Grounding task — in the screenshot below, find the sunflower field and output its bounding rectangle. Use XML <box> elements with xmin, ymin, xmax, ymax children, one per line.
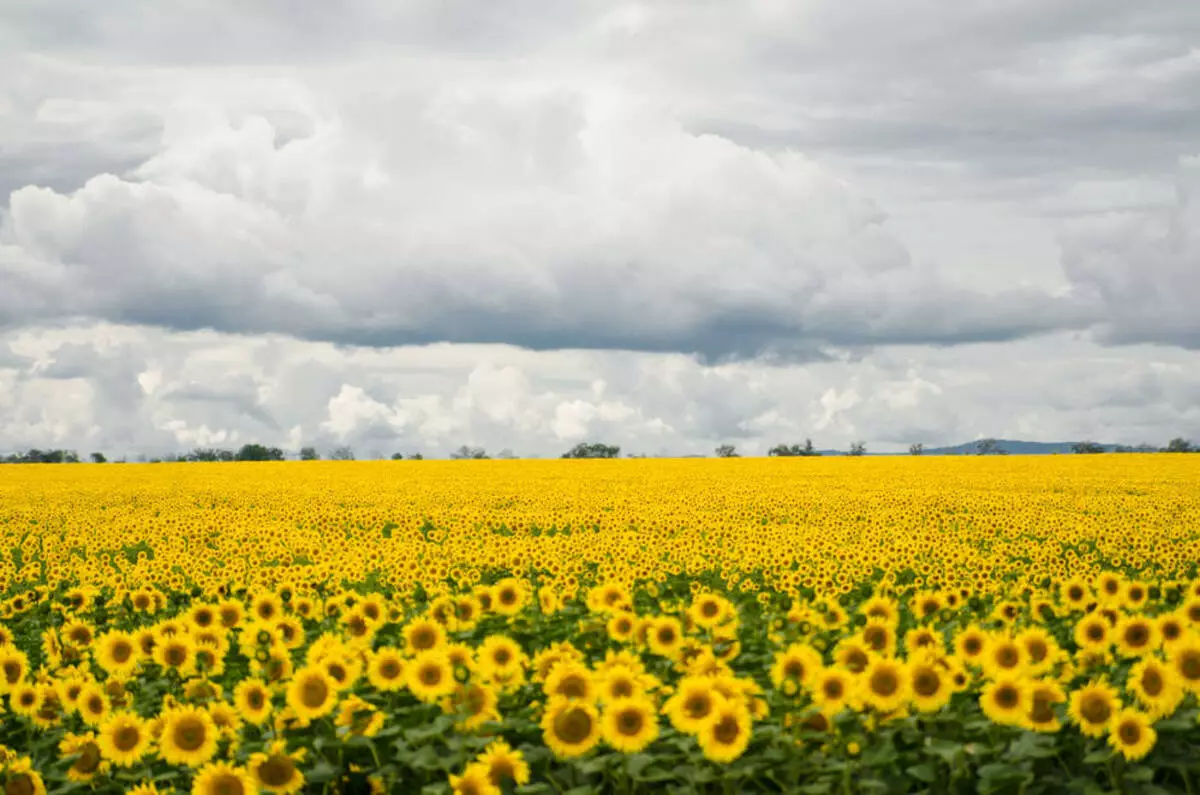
<box><xmin>2</xmin><ymin>455</ymin><xmax>1200</xmax><ymax>794</ymax></box>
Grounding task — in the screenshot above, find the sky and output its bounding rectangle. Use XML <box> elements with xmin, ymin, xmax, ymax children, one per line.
<box><xmin>1</xmin><ymin>1</ymin><xmax>1198</xmax><ymax>458</ymax></box>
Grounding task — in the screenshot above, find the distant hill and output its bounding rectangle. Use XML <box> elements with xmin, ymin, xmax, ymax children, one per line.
<box><xmin>893</xmin><ymin>440</ymin><xmax>1156</xmax><ymax>456</ymax></box>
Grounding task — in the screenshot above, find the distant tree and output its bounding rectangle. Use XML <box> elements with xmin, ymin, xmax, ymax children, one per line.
<box><xmin>89</xmin><ymin>452</ymin><xmax>107</xmax><ymax>463</ymax></box>
<box><xmin>236</xmin><ymin>443</ymin><xmax>285</xmax><ymax>462</ymax></box>
<box><xmin>299</xmin><ymin>446</ymin><xmax>319</xmax><ymax>461</ymax></box>
<box><xmin>714</xmin><ymin>444</ymin><xmax>739</xmax><ymax>458</ymax></box>
<box><xmin>1164</xmin><ymin>438</ymin><xmax>1196</xmax><ymax>453</ymax></box>
<box><xmin>1071</xmin><ymin>441</ymin><xmax>1105</xmax><ymax>454</ymax></box>
<box><xmin>390</xmin><ymin>452</ymin><xmax>405</xmax><ymax>460</ymax></box>
<box><xmin>562</xmin><ymin>442</ymin><xmax>621</xmax><ymax>459</ymax></box>
<box><xmin>908</xmin><ymin>443</ymin><xmax>924</xmax><ymax>456</ymax></box>
<box><xmin>848</xmin><ymin>442</ymin><xmax>867</xmax><ymax>457</ymax></box>
<box><xmin>407</xmin><ymin>453</ymin><xmax>424</xmax><ymax>460</ymax></box>
<box><xmin>975</xmin><ymin>438</ymin><xmax>1006</xmax><ymax>456</ymax></box>
<box><xmin>451</xmin><ymin>445</ymin><xmax>490</xmax><ymax>460</ymax></box>
<box><xmin>496</xmin><ymin>448</ymin><xmax>518</xmax><ymax>459</ymax></box>
<box><xmin>769</xmin><ymin>440</ymin><xmax>820</xmax><ymax>457</ymax></box>
<box><xmin>329</xmin><ymin>446</ymin><xmax>356</xmax><ymax>461</ymax></box>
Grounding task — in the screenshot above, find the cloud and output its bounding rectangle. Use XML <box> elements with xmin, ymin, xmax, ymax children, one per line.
<box><xmin>1061</xmin><ymin>156</ymin><xmax>1200</xmax><ymax>348</ymax></box>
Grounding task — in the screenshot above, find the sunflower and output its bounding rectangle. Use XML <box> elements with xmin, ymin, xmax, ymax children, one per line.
<box><xmin>1096</xmin><ymin>573</ymin><xmax>1124</xmax><ymax>605</ymax></box>
<box><xmin>859</xmin><ymin>619</ymin><xmax>897</xmax><ymax>657</ymax></box>
<box><xmin>476</xmin><ymin>740</ymin><xmax>530</xmax><ymax>788</ymax></box>
<box><xmin>94</xmin><ymin>631</ymin><xmax>140</xmax><ymax>676</ymax></box>
<box><xmin>367</xmin><ymin>648</ymin><xmax>407</xmax><ymax>692</ymax></box>
<box><xmin>1068</xmin><ymin>680</ymin><xmax>1120</xmax><ymax>737</ymax></box>
<box><xmin>476</xmin><ymin>635</ymin><xmax>525</xmax><ymax>681</ymax></box>
<box><xmin>407</xmin><ymin>649</ymin><xmax>456</xmax><ymax>703</ymax></box>
<box><xmin>606</xmin><ymin>612</ymin><xmax>638</xmax><ymax>643</ymax></box>
<box><xmin>192</xmin><ymin>761</ymin><xmax>255</xmax><ymax>795</ymax></box>
<box><xmin>76</xmin><ymin>683</ymin><xmax>111</xmax><ymax>726</ymax></box>
<box><xmin>769</xmin><ymin>643</ymin><xmax>822</xmax><ymax>695</ymax></box>
<box><xmin>909</xmin><ymin>660</ymin><xmax>952</xmax><ymax>713</ymax></box>
<box><xmin>1157</xmin><ymin>612</ymin><xmax>1186</xmax><ymax>650</ymax></box>
<box><xmin>153</xmin><ymin>635</ymin><xmax>196</xmax><ymax>677</ymax></box>
<box><xmin>697</xmin><ymin>700</ymin><xmax>752</xmax><ymax>763</ymax></box>
<box><xmin>10</xmin><ymin>682</ymin><xmax>43</xmax><ymax>718</ymax></box>
<box><xmin>251</xmin><ymin>592</ymin><xmax>283</xmax><ymax>623</ymax></box>
<box><xmin>903</xmin><ymin>627</ymin><xmax>944</xmax><ymax>658</ymax></box>
<box><xmin>1114</xmin><ymin>616</ymin><xmax>1159</xmax><ymax>658</ymax></box>
<box><xmin>1127</xmin><ymin>657</ymin><xmax>1183</xmax><ymax>718</ymax></box>
<box><xmin>0</xmin><ymin>645</ymin><xmax>29</xmax><ymax>693</ymax></box>
<box><xmin>1015</xmin><ymin>627</ymin><xmax>1058</xmax><ymax>675</ymax></box>
<box><xmin>979</xmin><ymin>677</ymin><xmax>1030</xmax><ymax>727</ymax></box>
<box><xmin>544</xmin><ymin>662</ymin><xmax>596</xmax><ymax>702</ymax></box>
<box><xmin>449</xmin><ymin>764</ymin><xmax>500</xmax><ymax>795</ymax></box>
<box><xmin>1121</xmin><ymin>581</ymin><xmax>1150</xmax><ymax>612</ymax></box>
<box><xmin>491</xmin><ymin>578</ymin><xmax>528</xmax><ymax>616</ymax></box>
<box><xmin>809</xmin><ymin>667</ymin><xmax>856</xmax><ymax>714</ymax></box>
<box><xmin>1026</xmin><ymin>680</ymin><xmax>1066</xmax><ymax>733</ymax></box>
<box><xmin>1108</xmin><ymin>708</ymin><xmax>1157</xmax><ymax>762</ymax></box>
<box><xmin>859</xmin><ymin>657</ymin><xmax>909</xmax><ymax>713</ymax></box>
<box><xmin>1167</xmin><ymin>635</ymin><xmax>1200</xmax><ymax>694</ymax></box>
<box><xmin>1073</xmin><ymin>614</ymin><xmax>1111</xmax><ymax>652</ymax></box>
<box><xmin>444</xmin><ymin>682</ymin><xmax>500</xmax><ymax>731</ymax></box>
<box><xmin>542</xmin><ymin>697</ymin><xmax>601</xmax><ymax>758</ymax></box>
<box><xmin>981</xmin><ymin>634</ymin><xmax>1027</xmax><ymax>679</ymax></box>
<box><xmin>600</xmin><ymin>696</ymin><xmax>659</xmax><ymax>752</ymax></box>
<box><xmin>233</xmin><ymin>679</ymin><xmax>273</xmax><ymax>725</ymax></box>
<box><xmin>0</xmin><ymin>758</ymin><xmax>46</xmax><ymax>795</ymax></box>
<box><xmin>335</xmin><ymin>695</ymin><xmax>384</xmax><ymax>737</ymax></box>
<box><xmin>690</xmin><ymin>593</ymin><xmax>733</xmax><ymax>629</ymax></box>
<box><xmin>59</xmin><ymin>733</ymin><xmax>107</xmax><ymax>782</ymax></box>
<box><xmin>597</xmin><ymin>664</ymin><xmax>644</xmax><ymax>703</ymax></box>
<box><xmin>158</xmin><ymin>706</ymin><xmax>218</xmax><ymax>767</ymax></box>
<box><xmin>860</xmin><ymin>595</ymin><xmax>900</xmax><ymax>626</ymax></box>
<box><xmin>953</xmin><ymin>625</ymin><xmax>989</xmax><ymax>665</ymax></box>
<box><xmin>666</xmin><ymin>676</ymin><xmax>727</xmax><ymax>734</ymax></box>
<box><xmin>96</xmin><ymin>711</ymin><xmax>151</xmax><ymax>766</ymax></box>
<box><xmin>403</xmin><ymin>619</ymin><xmax>446</xmax><ymax>654</ymax></box>
<box><xmin>1059</xmin><ymin>578</ymin><xmax>1092</xmax><ymax>611</ymax></box>
<box><xmin>285</xmin><ymin>666</ymin><xmax>339</xmax><ymax>721</ymax></box>
<box><xmin>833</xmin><ymin>638</ymin><xmax>872</xmax><ymax>674</ymax></box>
<box><xmin>647</xmin><ymin>617</ymin><xmax>685</xmax><ymax>658</ymax></box>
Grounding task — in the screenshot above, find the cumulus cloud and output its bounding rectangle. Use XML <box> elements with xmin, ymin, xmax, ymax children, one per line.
<box><xmin>1061</xmin><ymin>156</ymin><xmax>1200</xmax><ymax>348</ymax></box>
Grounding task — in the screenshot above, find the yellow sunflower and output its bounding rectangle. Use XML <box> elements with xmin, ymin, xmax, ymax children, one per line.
<box><xmin>665</xmin><ymin>676</ymin><xmax>727</xmax><ymax>734</ymax></box>
<box><xmin>476</xmin><ymin>740</ymin><xmax>530</xmax><ymax>788</ymax></box>
<box><xmin>859</xmin><ymin>657</ymin><xmax>909</xmax><ymax>713</ymax></box>
<box><xmin>1026</xmin><ymin>680</ymin><xmax>1066</xmax><ymax>733</ymax></box>
<box><xmin>285</xmin><ymin>666</ymin><xmax>339</xmax><ymax>721</ymax></box>
<box><xmin>96</xmin><ymin>711</ymin><xmax>151</xmax><ymax>766</ymax></box>
<box><xmin>158</xmin><ymin>706</ymin><xmax>219</xmax><ymax>767</ymax></box>
<box><xmin>909</xmin><ymin>660</ymin><xmax>952</xmax><ymax>713</ymax></box>
<box><xmin>1068</xmin><ymin>680</ymin><xmax>1120</xmax><ymax>737</ymax></box>
<box><xmin>1108</xmin><ymin>708</ymin><xmax>1157</xmax><ymax>762</ymax></box>
<box><xmin>979</xmin><ymin>677</ymin><xmax>1030</xmax><ymax>727</ymax></box>
<box><xmin>192</xmin><ymin>761</ymin><xmax>256</xmax><ymax>795</ymax></box>
<box><xmin>233</xmin><ymin>679</ymin><xmax>273</xmax><ymax>725</ymax></box>
<box><xmin>697</xmin><ymin>700</ymin><xmax>753</xmax><ymax>763</ymax></box>
<box><xmin>406</xmin><ymin>649</ymin><xmax>456</xmax><ymax>704</ymax></box>
<box><xmin>542</xmin><ymin>697</ymin><xmax>601</xmax><ymax>758</ymax></box>
<box><xmin>601</xmin><ymin>696</ymin><xmax>659</xmax><ymax>752</ymax></box>
<box><xmin>1127</xmin><ymin>657</ymin><xmax>1183</xmax><ymax>718</ymax></box>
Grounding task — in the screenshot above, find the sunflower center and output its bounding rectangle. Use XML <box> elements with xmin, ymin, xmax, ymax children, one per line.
<box><xmin>1086</xmin><ymin>625</ymin><xmax>1105</xmax><ymax>642</ymax></box>
<box><xmin>257</xmin><ymin>755</ymin><xmax>295</xmax><ymax>786</ymax></box>
<box><xmin>869</xmin><ymin>669</ymin><xmax>899</xmax><ymax>697</ymax></box>
<box><xmin>1142</xmin><ymin>668</ymin><xmax>1164</xmax><ymax>696</ymax></box>
<box><xmin>1180</xmin><ymin>652</ymin><xmax>1200</xmax><ymax>681</ymax></box>
<box><xmin>1030</xmin><ymin>694</ymin><xmax>1055</xmax><ymax>724</ymax></box>
<box><xmin>995</xmin><ymin>646</ymin><xmax>1019</xmax><ymax>667</ymax></box>
<box><xmin>701</xmin><ymin>601</ymin><xmax>720</xmax><ymax>617</ymax></box>
<box><xmin>114</xmin><ymin>725</ymin><xmax>142</xmax><ymax>751</ymax></box>
<box><xmin>413</xmin><ymin>629</ymin><xmax>436</xmax><ymax>650</ymax></box>
<box><xmin>684</xmin><ymin>694</ymin><xmax>712</xmax><ymax>719</ymax></box>
<box><xmin>823</xmin><ymin>679</ymin><xmax>844</xmax><ymax>699</ymax></box>
<box><xmin>864</xmin><ymin>627</ymin><xmax>886</xmax><ymax>650</ymax></box>
<box><xmin>493</xmin><ymin>649</ymin><xmax>512</xmax><ymax>666</ymax></box>
<box><xmin>913</xmin><ymin>670</ymin><xmax>940</xmax><ymax>697</ymax></box>
<box><xmin>610</xmin><ymin>679</ymin><xmax>634</xmax><ymax>699</ymax></box>
<box><xmin>1125</xmin><ymin>625</ymin><xmax>1149</xmax><ymax>647</ymax></box>
<box><xmin>73</xmin><ymin>743</ymin><xmax>102</xmax><ymax>773</ymax></box>
<box><xmin>712</xmin><ymin>714</ymin><xmax>740</xmax><ymax>744</ymax></box>
<box><xmin>994</xmin><ymin>685</ymin><xmax>1019</xmax><ymax>709</ymax></box>
<box><xmin>301</xmin><ymin>677</ymin><xmax>330</xmax><ymax>708</ymax></box>
<box><xmin>616</xmin><ymin>708</ymin><xmax>644</xmax><ymax>736</ymax></box>
<box><xmin>246</xmin><ymin>689</ymin><xmax>265</xmax><ymax>709</ymax></box>
<box><xmin>553</xmin><ymin>707</ymin><xmax>594</xmax><ymax>744</ymax></box>
<box><xmin>657</xmin><ymin>627</ymin><xmax>677</xmax><ymax>645</ymax></box>
<box><xmin>1068</xmin><ymin>587</ymin><xmax>1084</xmax><ymax>601</ymax></box>
<box><xmin>2</xmin><ymin>661</ymin><xmax>21</xmax><ymax>684</ymax></box>
<box><xmin>845</xmin><ymin>650</ymin><xmax>869</xmax><ymax>672</ymax></box>
<box><xmin>1027</xmin><ymin>640</ymin><xmax>1047</xmax><ymax>662</ymax></box>
<box><xmin>5</xmin><ymin>774</ymin><xmax>36</xmax><ymax>795</ymax></box>
<box><xmin>209</xmin><ymin>773</ymin><xmax>246</xmax><ymax>795</ymax></box>
<box><xmin>1162</xmin><ymin>622</ymin><xmax>1181</xmax><ymax>641</ymax></box>
<box><xmin>165</xmin><ymin>646</ymin><xmax>187</xmax><ymax>667</ymax></box>
<box><xmin>963</xmin><ymin>637</ymin><xmax>982</xmax><ymax>656</ymax></box>
<box><xmin>174</xmin><ymin>717</ymin><xmax>207</xmax><ymax>751</ymax></box>
<box><xmin>379</xmin><ymin>659</ymin><xmax>402</xmax><ymax>679</ymax></box>
<box><xmin>559</xmin><ymin>675</ymin><xmax>588</xmax><ymax>699</ymax></box>
<box><xmin>419</xmin><ymin>664</ymin><xmax>443</xmax><ymax>686</ymax></box>
<box><xmin>783</xmin><ymin>660</ymin><xmax>806</xmax><ymax>680</ymax></box>
<box><xmin>1080</xmin><ymin>694</ymin><xmax>1111</xmax><ymax>724</ymax></box>
<box><xmin>111</xmin><ymin>641</ymin><xmax>133</xmax><ymax>663</ymax></box>
<box><xmin>1118</xmin><ymin>721</ymin><xmax>1141</xmax><ymax>745</ymax></box>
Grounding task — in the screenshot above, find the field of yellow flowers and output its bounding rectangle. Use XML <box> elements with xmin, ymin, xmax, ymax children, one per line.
<box><xmin>2</xmin><ymin>455</ymin><xmax>1200</xmax><ymax>794</ymax></box>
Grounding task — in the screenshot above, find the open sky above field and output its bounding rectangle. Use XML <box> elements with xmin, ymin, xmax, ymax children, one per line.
<box><xmin>1</xmin><ymin>1</ymin><xmax>1198</xmax><ymax>457</ymax></box>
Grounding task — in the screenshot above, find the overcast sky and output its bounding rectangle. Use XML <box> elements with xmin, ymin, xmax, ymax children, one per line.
<box><xmin>2</xmin><ymin>1</ymin><xmax>1198</xmax><ymax>458</ymax></box>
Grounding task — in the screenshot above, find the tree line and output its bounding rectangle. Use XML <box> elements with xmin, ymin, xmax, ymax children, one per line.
<box><xmin>2</xmin><ymin>436</ymin><xmax>1196</xmax><ymax>464</ymax></box>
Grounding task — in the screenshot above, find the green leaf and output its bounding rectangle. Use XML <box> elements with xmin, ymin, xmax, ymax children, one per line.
<box><xmin>906</xmin><ymin>763</ymin><xmax>938</xmax><ymax>784</ymax></box>
<box><xmin>925</xmin><ymin>738</ymin><xmax>963</xmax><ymax>763</ymax></box>
<box><xmin>1082</xmin><ymin>749</ymin><xmax>1111</xmax><ymax>764</ymax></box>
